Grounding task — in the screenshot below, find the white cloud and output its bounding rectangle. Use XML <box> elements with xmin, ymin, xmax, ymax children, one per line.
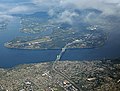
<box><xmin>32</xmin><ymin>0</ymin><xmax>59</xmax><ymax>8</ymax></box>
<box><xmin>0</xmin><ymin>0</ymin><xmax>120</xmax><ymax>16</ymax></box>
<box><xmin>0</xmin><ymin>14</ymin><xmax>13</xmax><ymax>21</ymax></box>
<box><xmin>8</xmin><ymin>5</ymin><xmax>34</xmax><ymax>13</ymax></box>
<box><xmin>59</xmin><ymin>0</ymin><xmax>120</xmax><ymax>16</ymax></box>
<box><xmin>57</xmin><ymin>10</ymin><xmax>79</xmax><ymax>24</ymax></box>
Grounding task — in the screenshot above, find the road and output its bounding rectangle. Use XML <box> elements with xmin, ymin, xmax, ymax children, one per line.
<box><xmin>52</xmin><ymin>40</ymin><xmax>83</xmax><ymax>91</ymax></box>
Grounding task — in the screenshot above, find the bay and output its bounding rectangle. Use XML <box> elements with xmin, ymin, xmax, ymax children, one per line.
<box><xmin>0</xmin><ymin>17</ymin><xmax>120</xmax><ymax>68</ymax></box>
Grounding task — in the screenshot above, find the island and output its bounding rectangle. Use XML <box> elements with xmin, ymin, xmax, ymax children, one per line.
<box><xmin>4</xmin><ymin>10</ymin><xmax>107</xmax><ymax>50</ymax></box>
<box><xmin>4</xmin><ymin>24</ymin><xmax>107</xmax><ymax>49</ymax></box>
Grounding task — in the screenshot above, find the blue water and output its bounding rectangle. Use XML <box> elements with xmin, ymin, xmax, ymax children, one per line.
<box><xmin>0</xmin><ymin>17</ymin><xmax>120</xmax><ymax>68</ymax></box>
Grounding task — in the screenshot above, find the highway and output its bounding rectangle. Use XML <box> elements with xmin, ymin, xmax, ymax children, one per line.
<box><xmin>52</xmin><ymin>40</ymin><xmax>83</xmax><ymax>91</ymax></box>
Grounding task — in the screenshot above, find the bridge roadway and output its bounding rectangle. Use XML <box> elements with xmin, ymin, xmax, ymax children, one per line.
<box><xmin>52</xmin><ymin>40</ymin><xmax>83</xmax><ymax>91</ymax></box>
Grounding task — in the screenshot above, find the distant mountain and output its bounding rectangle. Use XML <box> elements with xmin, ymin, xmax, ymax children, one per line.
<box><xmin>29</xmin><ymin>12</ymin><xmax>49</xmax><ymax>18</ymax></box>
<box><xmin>11</xmin><ymin>11</ymin><xmax>50</xmax><ymax>18</ymax></box>
<box><xmin>75</xmin><ymin>8</ymin><xmax>102</xmax><ymax>15</ymax></box>
<box><xmin>105</xmin><ymin>15</ymin><xmax>120</xmax><ymax>23</ymax></box>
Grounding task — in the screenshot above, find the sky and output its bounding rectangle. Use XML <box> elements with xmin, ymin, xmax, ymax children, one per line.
<box><xmin>0</xmin><ymin>0</ymin><xmax>120</xmax><ymax>22</ymax></box>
